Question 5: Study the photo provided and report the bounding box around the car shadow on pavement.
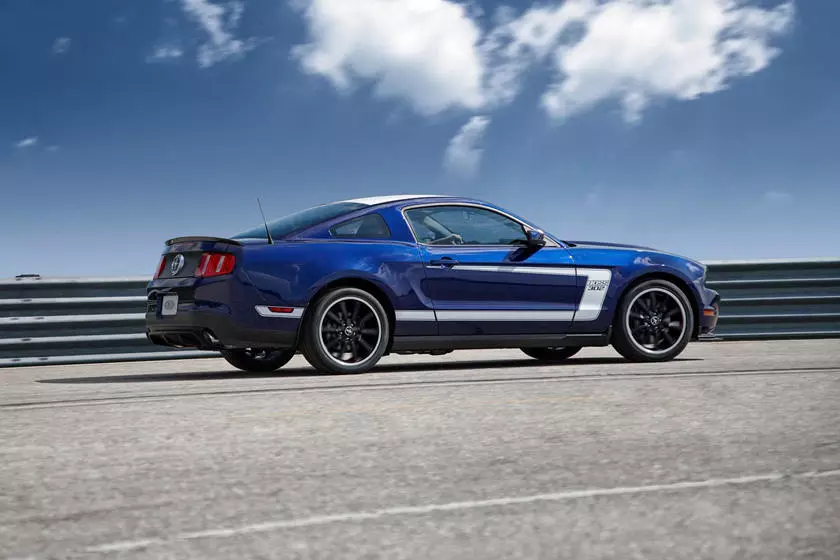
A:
[37,357,702,384]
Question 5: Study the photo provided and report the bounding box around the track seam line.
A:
[82,468,840,553]
[4,366,840,410]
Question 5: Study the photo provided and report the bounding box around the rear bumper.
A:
[146,308,297,350]
[145,278,302,350]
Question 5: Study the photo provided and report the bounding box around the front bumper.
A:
[697,289,720,338]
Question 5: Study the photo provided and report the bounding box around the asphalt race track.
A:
[2,340,839,559]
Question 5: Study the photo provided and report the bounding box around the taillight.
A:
[153,256,166,279]
[195,253,236,278]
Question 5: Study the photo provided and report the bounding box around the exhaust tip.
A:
[203,330,221,346]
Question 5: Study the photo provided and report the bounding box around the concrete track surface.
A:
[2,340,840,559]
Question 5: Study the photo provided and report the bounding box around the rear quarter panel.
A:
[240,240,434,336]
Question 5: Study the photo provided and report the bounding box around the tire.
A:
[221,348,296,373]
[612,279,695,362]
[521,346,582,362]
[300,287,390,374]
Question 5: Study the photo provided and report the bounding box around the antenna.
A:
[257,197,274,245]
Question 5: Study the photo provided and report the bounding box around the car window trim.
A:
[400,202,562,248]
[329,212,392,240]
[232,201,369,241]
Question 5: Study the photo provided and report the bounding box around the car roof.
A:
[339,194,453,206]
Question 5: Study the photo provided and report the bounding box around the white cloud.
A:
[289,0,793,176]
[146,44,185,63]
[52,37,71,55]
[291,0,794,123]
[443,116,491,179]
[291,0,486,116]
[180,0,254,68]
[15,137,38,149]
[481,0,595,106]
[538,0,795,123]
[764,190,793,204]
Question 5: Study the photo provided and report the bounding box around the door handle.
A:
[430,257,459,268]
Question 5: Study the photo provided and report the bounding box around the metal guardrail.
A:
[1,258,839,367]
[705,257,840,340]
[0,276,218,367]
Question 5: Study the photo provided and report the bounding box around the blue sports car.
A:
[146,195,719,374]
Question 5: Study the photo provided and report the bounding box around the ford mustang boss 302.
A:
[146,195,719,374]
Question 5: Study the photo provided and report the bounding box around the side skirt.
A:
[390,329,612,352]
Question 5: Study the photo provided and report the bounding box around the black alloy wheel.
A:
[612,279,694,362]
[300,287,390,374]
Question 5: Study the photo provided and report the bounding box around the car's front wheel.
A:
[300,287,390,374]
[221,348,296,373]
[521,346,582,362]
[612,279,694,362]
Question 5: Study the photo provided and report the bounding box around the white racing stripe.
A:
[574,268,613,322]
[435,310,574,322]
[395,309,575,322]
[85,469,840,553]
[343,194,448,206]
[394,310,437,321]
[436,264,575,276]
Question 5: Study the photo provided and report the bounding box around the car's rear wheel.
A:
[300,287,390,374]
[221,348,296,373]
[612,279,694,362]
[521,346,582,362]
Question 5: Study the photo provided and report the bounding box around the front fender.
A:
[619,252,708,318]
[568,247,706,333]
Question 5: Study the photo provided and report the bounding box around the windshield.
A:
[232,201,368,240]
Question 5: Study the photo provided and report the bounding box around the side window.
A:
[330,213,391,239]
[404,206,528,245]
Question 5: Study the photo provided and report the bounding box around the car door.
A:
[403,203,579,337]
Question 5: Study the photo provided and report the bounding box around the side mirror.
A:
[525,229,546,248]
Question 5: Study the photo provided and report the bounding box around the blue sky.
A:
[1,0,838,278]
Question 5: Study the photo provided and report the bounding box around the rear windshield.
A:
[232,201,368,240]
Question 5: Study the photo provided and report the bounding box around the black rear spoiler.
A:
[165,236,243,247]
